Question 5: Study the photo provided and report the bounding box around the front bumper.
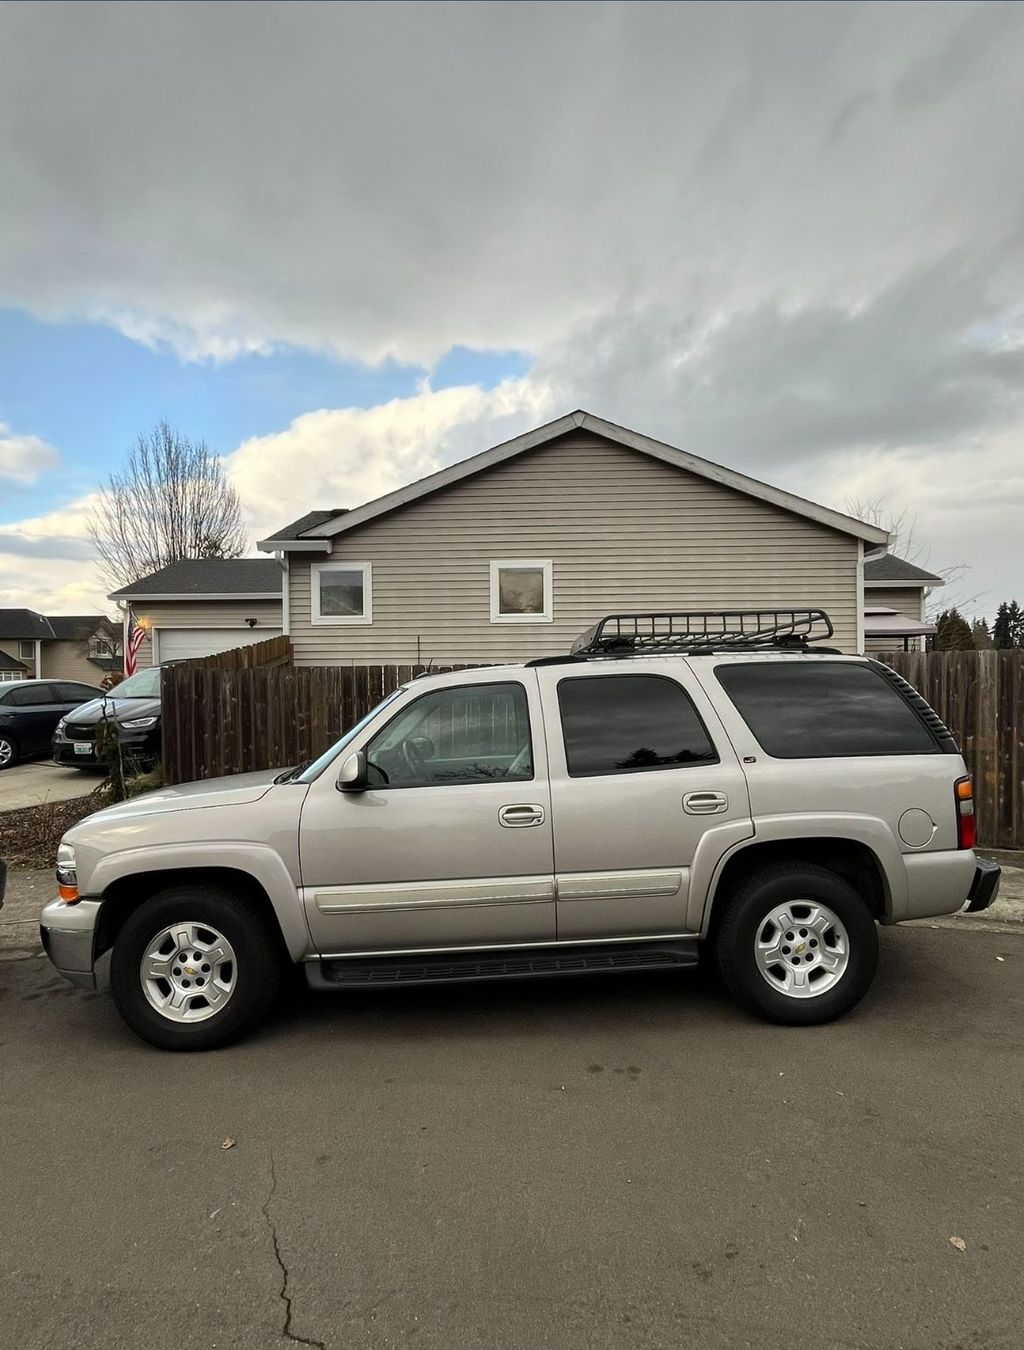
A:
[39,898,101,989]
[964,858,1001,913]
[52,726,157,767]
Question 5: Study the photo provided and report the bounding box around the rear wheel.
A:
[0,734,17,769]
[110,885,284,1050]
[714,863,878,1025]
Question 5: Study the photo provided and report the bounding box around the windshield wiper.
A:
[273,759,312,784]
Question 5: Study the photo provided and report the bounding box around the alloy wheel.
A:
[753,900,850,999]
[140,921,238,1023]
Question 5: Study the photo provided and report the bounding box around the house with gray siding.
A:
[259,410,889,664]
[863,555,943,653]
[108,559,283,667]
[0,610,120,682]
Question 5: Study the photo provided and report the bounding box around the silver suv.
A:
[39,610,1001,1051]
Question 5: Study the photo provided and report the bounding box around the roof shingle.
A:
[261,509,347,542]
[863,556,943,585]
[109,559,282,599]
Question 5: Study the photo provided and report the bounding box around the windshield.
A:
[294,688,406,783]
[109,667,162,699]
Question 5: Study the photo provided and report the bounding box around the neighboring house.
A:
[258,409,889,663]
[863,555,944,653]
[108,559,283,667]
[0,610,121,682]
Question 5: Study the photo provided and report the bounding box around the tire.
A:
[714,862,879,1026]
[110,885,285,1050]
[0,734,17,769]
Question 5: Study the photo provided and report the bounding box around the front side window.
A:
[714,661,940,758]
[366,682,533,788]
[8,683,53,706]
[19,640,35,660]
[558,675,718,777]
[489,559,552,623]
[312,561,372,625]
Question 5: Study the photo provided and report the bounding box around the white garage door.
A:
[156,628,284,663]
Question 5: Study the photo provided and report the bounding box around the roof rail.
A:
[570,609,836,657]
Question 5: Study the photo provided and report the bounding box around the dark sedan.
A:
[52,666,162,770]
[0,679,105,769]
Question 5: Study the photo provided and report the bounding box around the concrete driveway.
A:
[0,758,101,811]
[1,863,1022,1349]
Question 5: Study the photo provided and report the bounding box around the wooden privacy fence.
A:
[161,662,479,786]
[877,650,1023,849]
[162,648,1024,848]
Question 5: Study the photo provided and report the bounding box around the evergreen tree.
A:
[935,608,975,651]
[1009,601,1024,647]
[971,619,994,650]
[992,602,1014,649]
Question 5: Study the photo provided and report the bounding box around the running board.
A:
[306,940,699,991]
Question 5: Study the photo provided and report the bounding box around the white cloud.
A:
[0,491,110,613]
[226,379,553,543]
[0,425,61,485]
[0,3,1022,612]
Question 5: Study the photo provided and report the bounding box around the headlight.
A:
[120,716,158,729]
[56,842,79,903]
[55,717,66,733]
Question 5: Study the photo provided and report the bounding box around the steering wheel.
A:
[401,737,431,781]
[506,743,532,777]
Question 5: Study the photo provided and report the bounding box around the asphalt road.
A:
[2,920,1022,1350]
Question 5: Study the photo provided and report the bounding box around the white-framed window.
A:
[19,640,35,660]
[311,561,373,625]
[489,559,553,623]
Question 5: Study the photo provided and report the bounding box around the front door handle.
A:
[499,804,546,828]
[682,791,729,815]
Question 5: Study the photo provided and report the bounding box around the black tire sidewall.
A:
[110,886,282,1050]
[715,865,879,1025]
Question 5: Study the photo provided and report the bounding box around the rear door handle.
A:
[682,791,728,815]
[499,804,546,828]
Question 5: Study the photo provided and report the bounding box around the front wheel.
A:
[0,734,18,769]
[110,885,284,1050]
[714,863,879,1025]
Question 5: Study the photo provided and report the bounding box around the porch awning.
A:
[863,606,937,638]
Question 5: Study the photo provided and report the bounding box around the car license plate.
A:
[73,742,92,756]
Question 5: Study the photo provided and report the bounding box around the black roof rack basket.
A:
[570,609,836,657]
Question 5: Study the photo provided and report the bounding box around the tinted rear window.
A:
[715,662,939,758]
[557,674,718,777]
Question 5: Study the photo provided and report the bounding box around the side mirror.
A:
[337,750,368,792]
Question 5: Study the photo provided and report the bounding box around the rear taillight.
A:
[955,776,975,850]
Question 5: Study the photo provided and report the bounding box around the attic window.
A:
[489,560,553,623]
[311,561,373,625]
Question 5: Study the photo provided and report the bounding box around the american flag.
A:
[124,608,146,676]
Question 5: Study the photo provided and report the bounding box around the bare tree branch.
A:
[88,421,246,593]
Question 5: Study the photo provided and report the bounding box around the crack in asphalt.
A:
[263,1155,327,1350]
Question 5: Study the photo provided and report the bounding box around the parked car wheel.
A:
[110,885,284,1050]
[0,734,18,769]
[714,863,879,1025]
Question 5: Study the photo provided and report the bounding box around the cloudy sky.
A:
[1,0,1021,620]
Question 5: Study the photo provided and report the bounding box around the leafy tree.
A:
[935,608,974,651]
[971,619,994,650]
[88,421,246,593]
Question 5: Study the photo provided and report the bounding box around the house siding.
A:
[864,585,927,654]
[287,431,861,664]
[133,599,283,668]
[41,641,109,685]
